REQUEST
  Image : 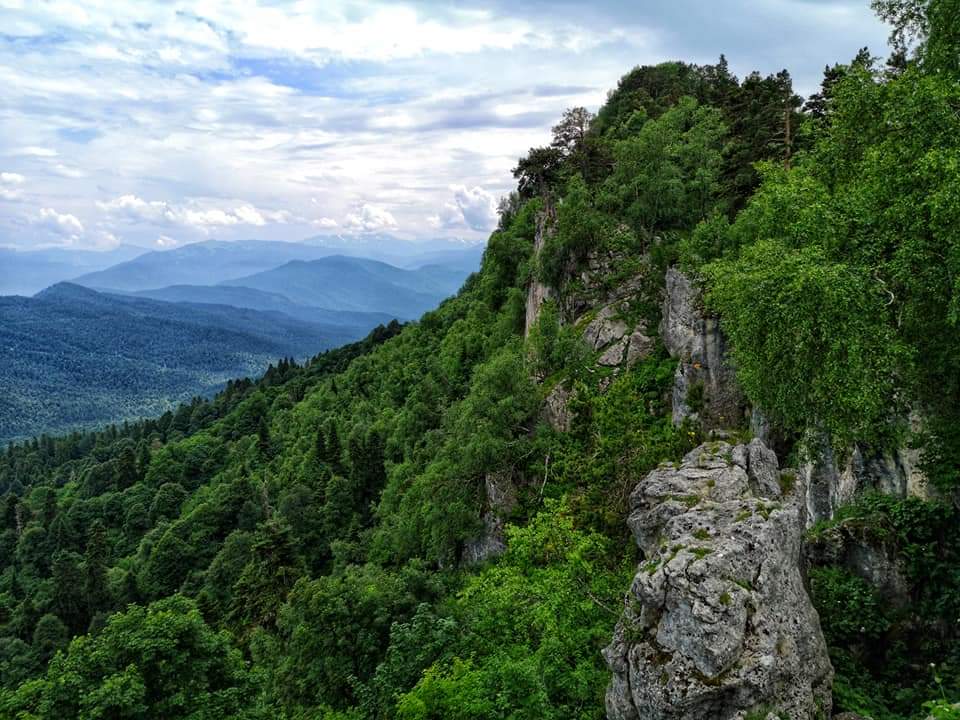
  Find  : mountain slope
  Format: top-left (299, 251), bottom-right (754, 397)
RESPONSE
top-left (1, 43), bottom-right (958, 720)
top-left (221, 255), bottom-right (467, 317)
top-left (0, 283), bottom-right (366, 442)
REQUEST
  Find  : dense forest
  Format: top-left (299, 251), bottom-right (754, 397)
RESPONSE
top-left (1, 1), bottom-right (959, 718)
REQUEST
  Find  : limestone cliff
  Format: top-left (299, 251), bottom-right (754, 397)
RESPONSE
top-left (660, 267), bottom-right (747, 433)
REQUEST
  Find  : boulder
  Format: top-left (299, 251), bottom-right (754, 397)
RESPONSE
top-left (584, 304), bottom-right (629, 351)
top-left (604, 441), bottom-right (833, 720)
top-left (625, 329), bottom-right (654, 366)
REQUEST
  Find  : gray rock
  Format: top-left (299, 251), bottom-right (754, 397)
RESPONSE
top-left (598, 336), bottom-right (629, 366)
top-left (525, 207), bottom-right (555, 337)
top-left (625, 329), bottom-right (654, 366)
top-left (800, 419), bottom-right (929, 526)
top-left (543, 383), bottom-right (574, 432)
top-left (462, 470), bottom-right (516, 564)
top-left (584, 304), bottom-right (629, 350)
top-left (660, 268), bottom-right (746, 432)
top-left (806, 517), bottom-right (911, 611)
top-left (604, 441), bottom-right (833, 720)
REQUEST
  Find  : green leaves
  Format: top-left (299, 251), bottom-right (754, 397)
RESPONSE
top-left (705, 240), bottom-right (900, 446)
top-left (1, 595), bottom-right (257, 720)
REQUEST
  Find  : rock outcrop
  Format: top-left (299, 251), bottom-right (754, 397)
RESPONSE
top-left (660, 268), bottom-right (746, 432)
top-left (524, 206), bottom-right (556, 337)
top-left (542, 383), bottom-right (574, 433)
top-left (461, 470), bottom-right (516, 564)
top-left (604, 440), bottom-right (833, 720)
top-left (801, 419), bottom-right (929, 526)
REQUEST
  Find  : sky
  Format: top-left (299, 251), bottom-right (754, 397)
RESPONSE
top-left (0, 1), bottom-right (891, 251)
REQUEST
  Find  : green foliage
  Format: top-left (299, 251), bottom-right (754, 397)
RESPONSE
top-left (0, 595), bottom-right (258, 720)
top-left (704, 238), bottom-right (899, 446)
top-left (606, 96), bottom-right (726, 234)
top-left (396, 505), bottom-right (633, 720)
top-left (808, 494), bottom-right (960, 718)
top-left (2, 29), bottom-right (956, 720)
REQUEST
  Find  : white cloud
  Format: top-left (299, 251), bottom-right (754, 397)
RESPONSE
top-left (344, 204), bottom-right (398, 232)
top-left (97, 194), bottom-right (293, 231)
top-left (429, 185), bottom-right (497, 232)
top-left (93, 229), bottom-right (120, 249)
top-left (17, 146), bottom-right (58, 157)
top-left (52, 163), bottom-right (85, 178)
top-left (97, 194), bottom-right (175, 223)
top-left (156, 234), bottom-right (178, 247)
top-left (35, 207), bottom-right (84, 240)
top-left (0, 0), bottom-right (890, 250)
top-left (0, 171), bottom-right (25, 200)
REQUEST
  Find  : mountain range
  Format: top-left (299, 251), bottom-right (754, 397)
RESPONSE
top-left (0, 237), bottom-right (483, 441)
top-left (220, 255), bottom-right (467, 317)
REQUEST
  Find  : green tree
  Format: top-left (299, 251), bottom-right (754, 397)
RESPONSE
top-left (1, 595), bottom-right (258, 719)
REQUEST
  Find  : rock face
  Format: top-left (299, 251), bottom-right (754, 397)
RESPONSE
top-left (806, 519), bottom-right (911, 611)
top-left (604, 440), bottom-right (833, 720)
top-left (461, 471), bottom-right (516, 564)
top-left (660, 268), bottom-right (746, 431)
top-left (542, 383), bottom-right (574, 433)
top-left (524, 207), bottom-right (556, 337)
top-left (801, 420), bottom-right (929, 526)
top-left (581, 303), bottom-right (654, 370)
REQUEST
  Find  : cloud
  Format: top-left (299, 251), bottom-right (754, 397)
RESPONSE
top-left (35, 207), bottom-right (84, 240)
top-left (97, 194), bottom-right (175, 223)
top-left (429, 185), bottom-right (497, 231)
top-left (0, 172), bottom-right (25, 200)
top-left (344, 204), bottom-right (398, 232)
top-left (93, 230), bottom-right (120, 249)
top-left (97, 194), bottom-right (294, 231)
top-left (0, 0), bottom-right (890, 249)
top-left (156, 234), bottom-right (178, 247)
top-left (16, 146), bottom-right (58, 158)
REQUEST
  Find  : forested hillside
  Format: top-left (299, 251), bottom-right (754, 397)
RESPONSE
top-left (0, 284), bottom-right (374, 443)
top-left (0, 2), bottom-right (958, 718)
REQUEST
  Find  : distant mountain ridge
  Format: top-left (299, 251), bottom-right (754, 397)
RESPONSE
top-left (69, 237), bottom-right (484, 293)
top-left (0, 244), bottom-right (148, 296)
top-left (0, 283), bottom-right (381, 442)
top-left (221, 255), bottom-right (462, 317)
top-left (118, 284), bottom-right (395, 327)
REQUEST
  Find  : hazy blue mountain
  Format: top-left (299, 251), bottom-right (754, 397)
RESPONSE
top-left (69, 238), bottom-right (484, 294)
top-left (122, 284), bottom-right (396, 327)
top-left (303, 233), bottom-right (485, 268)
top-left (69, 240), bottom-right (343, 291)
top-left (397, 243), bottom-right (486, 272)
top-left (0, 244), bottom-right (148, 295)
top-left (0, 283), bottom-right (373, 442)
top-left (221, 255), bottom-right (467, 317)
